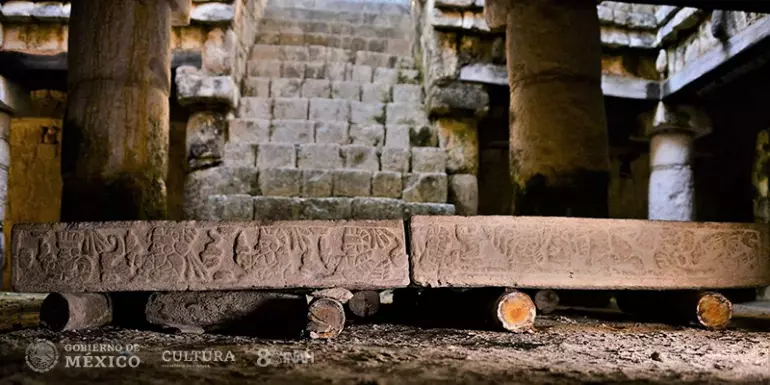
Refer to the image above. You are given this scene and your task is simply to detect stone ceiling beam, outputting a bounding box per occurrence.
[602,0,770,13]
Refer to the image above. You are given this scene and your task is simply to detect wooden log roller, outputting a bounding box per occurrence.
[493,290,536,332]
[615,290,732,330]
[306,297,346,339]
[348,290,381,319]
[40,293,112,331]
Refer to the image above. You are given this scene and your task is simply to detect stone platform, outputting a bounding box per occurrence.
[12,220,409,292]
[11,216,770,292]
[411,216,770,289]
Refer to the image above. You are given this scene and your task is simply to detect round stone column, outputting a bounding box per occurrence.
[649,132,695,221]
[505,0,610,217]
[61,0,172,220]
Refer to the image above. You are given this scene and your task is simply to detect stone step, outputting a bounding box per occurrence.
[242,77,424,104]
[227,118,438,149]
[245,60,420,85]
[263,6,411,26]
[258,18,411,41]
[266,0,411,15]
[237,97,429,127]
[249,45,416,69]
[254,31,411,56]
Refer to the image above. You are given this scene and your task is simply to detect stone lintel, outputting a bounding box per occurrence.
[13,220,409,292]
[410,216,770,289]
[0,75,31,115]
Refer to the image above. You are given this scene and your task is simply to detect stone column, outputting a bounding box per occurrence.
[645,102,710,221]
[0,111,9,264]
[488,0,610,217]
[61,0,174,221]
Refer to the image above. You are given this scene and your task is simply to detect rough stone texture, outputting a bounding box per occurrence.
[648,132,695,221]
[145,291,307,335]
[448,174,478,215]
[301,170,334,197]
[202,28,235,76]
[411,147,447,173]
[333,170,372,197]
[405,203,456,217]
[298,144,343,169]
[184,167,258,219]
[271,120,314,143]
[351,198,405,219]
[426,82,489,117]
[301,198,352,220]
[206,194,254,221]
[385,125,410,148]
[186,111,227,170]
[315,121,349,144]
[309,98,350,121]
[190,2,235,24]
[342,145,379,170]
[350,102,386,125]
[229,119,270,144]
[259,168,301,196]
[381,148,410,173]
[361,83,392,103]
[257,143,296,169]
[350,124,385,146]
[435,118,478,174]
[13,220,410,291]
[176,67,239,108]
[410,216,770,288]
[253,196,303,220]
[386,103,429,126]
[402,173,448,203]
[273,98,309,120]
[372,171,403,198]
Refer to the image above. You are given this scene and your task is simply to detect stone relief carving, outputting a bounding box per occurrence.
[13,220,409,292]
[411,217,770,289]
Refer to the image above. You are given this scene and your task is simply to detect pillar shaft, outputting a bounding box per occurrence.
[61,0,171,221]
[649,132,694,221]
[0,111,8,288]
[505,0,610,217]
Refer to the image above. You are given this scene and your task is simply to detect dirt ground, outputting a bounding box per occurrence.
[1,293,770,385]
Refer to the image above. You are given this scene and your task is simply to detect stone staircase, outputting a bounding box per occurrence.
[213,0,454,221]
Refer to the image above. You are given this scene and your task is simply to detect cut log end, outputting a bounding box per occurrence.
[348,291,381,318]
[493,290,536,332]
[534,290,559,314]
[307,297,345,339]
[696,292,732,330]
[40,293,112,331]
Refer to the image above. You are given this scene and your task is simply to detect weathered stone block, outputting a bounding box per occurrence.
[347,65,373,82]
[202,28,235,76]
[402,173,448,203]
[448,174,478,216]
[427,82,489,117]
[223,143,256,168]
[315,121,349,144]
[271,78,302,98]
[309,98,350,121]
[372,171,403,198]
[305,61,326,79]
[243,77,271,97]
[238,97,273,119]
[146,291,307,336]
[405,203,455,217]
[248,60,282,78]
[349,124,385,146]
[351,102,386,125]
[392,84,423,103]
[298,144,343,169]
[229,119,270,144]
[207,194,254,221]
[257,143,296,169]
[373,67,399,84]
[325,62,348,81]
[270,120,314,143]
[186,111,227,170]
[355,51,395,68]
[301,79,332,98]
[342,145,379,170]
[411,147,447,173]
[176,69,238,108]
[273,98,309,120]
[386,103,429,126]
[385,125,410,148]
[253,196,304,220]
[333,170,372,197]
[184,167,258,219]
[13,219,410,291]
[191,2,235,23]
[381,148,410,173]
[301,169,333,197]
[259,168,302,197]
[331,81,361,100]
[410,124,439,147]
[409,216,770,289]
[351,198,404,219]
[361,83,392,103]
[436,117,478,174]
[301,198,352,220]
[281,61,306,78]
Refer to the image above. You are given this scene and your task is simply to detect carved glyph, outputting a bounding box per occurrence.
[411,216,770,289]
[13,220,409,292]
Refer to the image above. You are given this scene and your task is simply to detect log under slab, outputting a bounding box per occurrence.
[410,216,770,290]
[12,220,409,292]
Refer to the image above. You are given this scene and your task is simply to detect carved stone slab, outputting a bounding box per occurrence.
[411,216,770,289]
[13,220,409,292]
